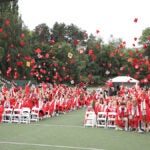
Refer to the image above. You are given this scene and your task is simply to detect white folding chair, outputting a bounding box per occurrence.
[2,108,13,123]
[30,107,40,122]
[107,112,116,128]
[84,111,96,128]
[20,107,31,124]
[12,108,22,123]
[96,112,107,128]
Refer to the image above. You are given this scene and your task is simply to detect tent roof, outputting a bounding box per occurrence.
[110,76,139,83]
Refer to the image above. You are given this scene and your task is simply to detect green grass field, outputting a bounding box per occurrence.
[0,108,150,150]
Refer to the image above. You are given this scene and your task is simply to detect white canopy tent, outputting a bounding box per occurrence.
[108,76,139,87]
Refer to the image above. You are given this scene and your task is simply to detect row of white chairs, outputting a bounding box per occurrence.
[84,111,116,128]
[2,107,40,124]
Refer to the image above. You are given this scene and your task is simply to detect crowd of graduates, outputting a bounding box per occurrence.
[87,83,150,133]
[0,81,150,133]
[0,82,93,122]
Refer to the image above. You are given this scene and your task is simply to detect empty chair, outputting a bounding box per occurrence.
[96,112,107,128]
[12,108,22,123]
[107,112,116,128]
[20,107,31,124]
[30,107,40,122]
[2,108,13,123]
[84,111,96,128]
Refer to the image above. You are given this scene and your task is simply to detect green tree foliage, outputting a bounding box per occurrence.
[51,22,66,42]
[34,23,51,44]
[0,0,32,79]
[51,22,87,47]
[0,0,149,85]
[139,27,150,57]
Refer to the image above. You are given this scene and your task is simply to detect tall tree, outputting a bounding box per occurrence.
[0,0,31,79]
[34,23,51,44]
[51,22,66,42]
[139,27,150,58]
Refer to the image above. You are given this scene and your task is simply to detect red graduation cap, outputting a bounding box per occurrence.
[106,80,113,87]
[17,61,23,66]
[21,33,25,38]
[10,44,14,48]
[115,49,119,53]
[134,37,137,41]
[4,33,8,38]
[52,56,56,59]
[134,74,138,79]
[133,58,138,63]
[96,30,100,34]
[23,76,27,79]
[6,58,10,62]
[7,54,11,58]
[135,49,139,54]
[117,72,121,75]
[0,28,3,33]
[108,63,112,68]
[17,53,21,57]
[119,53,124,57]
[20,40,25,47]
[70,58,74,64]
[147,74,150,80]
[88,49,93,55]
[120,66,124,71]
[134,64,139,69]
[5,20,10,25]
[134,18,138,23]
[143,78,148,83]
[53,63,57,67]
[88,74,92,79]
[129,51,133,56]
[91,54,96,60]
[132,43,135,47]
[45,53,50,58]
[143,43,147,49]
[34,48,42,54]
[14,72,19,79]
[110,52,114,57]
[6,67,12,74]
[50,40,55,45]
[95,45,100,49]
[73,40,79,45]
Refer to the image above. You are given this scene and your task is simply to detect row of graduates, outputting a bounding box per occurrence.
[93,85,150,132]
[0,82,96,122]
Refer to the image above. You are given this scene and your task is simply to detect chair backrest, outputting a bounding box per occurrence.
[108,112,116,118]
[32,107,39,113]
[97,112,107,118]
[4,108,13,114]
[85,111,95,119]
[21,107,30,114]
[13,108,22,114]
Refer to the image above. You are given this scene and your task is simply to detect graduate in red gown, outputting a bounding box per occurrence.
[115,102,129,130]
[0,101,4,122]
[128,98,140,131]
[140,94,150,132]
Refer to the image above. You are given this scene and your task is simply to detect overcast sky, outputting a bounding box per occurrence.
[18,0,150,48]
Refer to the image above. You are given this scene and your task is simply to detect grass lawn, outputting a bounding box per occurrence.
[0,108,150,150]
